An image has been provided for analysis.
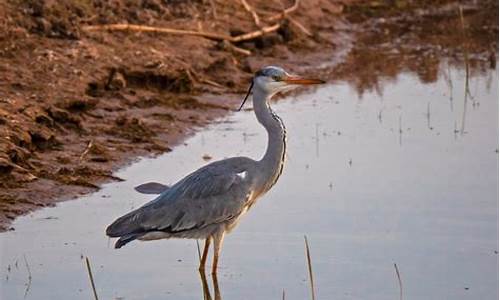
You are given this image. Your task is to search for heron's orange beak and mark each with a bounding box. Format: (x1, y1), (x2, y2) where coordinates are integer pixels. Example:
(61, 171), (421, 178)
(282, 75), (325, 85)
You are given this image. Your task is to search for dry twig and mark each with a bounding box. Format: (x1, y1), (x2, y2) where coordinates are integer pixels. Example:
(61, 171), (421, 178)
(85, 256), (99, 300)
(304, 236), (316, 300)
(200, 79), (225, 89)
(261, 0), (310, 36)
(79, 140), (93, 162)
(266, 0), (300, 22)
(240, 0), (262, 27)
(222, 40), (252, 56)
(288, 16), (312, 36)
(23, 254), (32, 298)
(186, 68), (225, 89)
(209, 0), (218, 19)
(394, 263), (403, 300)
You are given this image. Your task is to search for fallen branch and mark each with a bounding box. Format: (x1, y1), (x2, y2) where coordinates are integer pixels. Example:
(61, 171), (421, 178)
(82, 24), (231, 41)
(240, 0), (262, 27)
(81, 0), (299, 44)
(82, 22), (282, 44)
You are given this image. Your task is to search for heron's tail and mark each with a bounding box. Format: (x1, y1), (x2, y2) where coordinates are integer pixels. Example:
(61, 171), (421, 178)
(106, 208), (143, 237)
(106, 210), (146, 248)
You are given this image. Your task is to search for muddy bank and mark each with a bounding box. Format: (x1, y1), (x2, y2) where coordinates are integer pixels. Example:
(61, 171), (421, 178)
(0, 0), (497, 231)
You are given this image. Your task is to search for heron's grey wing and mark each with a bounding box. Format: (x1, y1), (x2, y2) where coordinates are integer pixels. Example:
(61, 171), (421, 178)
(107, 158), (253, 237)
(134, 182), (169, 194)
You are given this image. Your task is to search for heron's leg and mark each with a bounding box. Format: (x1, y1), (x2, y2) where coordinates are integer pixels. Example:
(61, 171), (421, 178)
(199, 269), (212, 300)
(212, 272), (221, 300)
(211, 231), (225, 275)
(199, 238), (211, 272)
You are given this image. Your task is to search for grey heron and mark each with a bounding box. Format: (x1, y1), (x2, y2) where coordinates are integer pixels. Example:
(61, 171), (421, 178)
(106, 66), (325, 274)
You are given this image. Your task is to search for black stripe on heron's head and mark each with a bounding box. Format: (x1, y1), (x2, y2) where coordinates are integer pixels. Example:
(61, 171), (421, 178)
(255, 69), (266, 77)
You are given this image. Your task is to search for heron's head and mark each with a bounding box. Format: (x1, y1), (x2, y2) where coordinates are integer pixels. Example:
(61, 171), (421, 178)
(238, 66), (325, 111)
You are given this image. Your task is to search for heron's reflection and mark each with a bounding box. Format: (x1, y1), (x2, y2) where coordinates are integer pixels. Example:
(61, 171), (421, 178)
(199, 271), (222, 300)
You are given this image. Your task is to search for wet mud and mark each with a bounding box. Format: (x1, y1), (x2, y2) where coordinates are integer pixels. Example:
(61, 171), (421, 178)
(0, 0), (497, 230)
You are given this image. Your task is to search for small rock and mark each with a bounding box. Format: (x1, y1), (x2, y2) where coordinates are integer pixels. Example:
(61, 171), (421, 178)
(63, 98), (98, 112)
(106, 70), (127, 91)
(0, 157), (14, 174)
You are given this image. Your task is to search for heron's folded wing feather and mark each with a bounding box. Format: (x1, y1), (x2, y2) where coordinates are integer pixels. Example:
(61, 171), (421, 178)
(134, 182), (169, 194)
(106, 161), (251, 237)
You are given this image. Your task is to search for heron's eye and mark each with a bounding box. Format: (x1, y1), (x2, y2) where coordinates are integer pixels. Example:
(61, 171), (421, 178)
(271, 75), (280, 81)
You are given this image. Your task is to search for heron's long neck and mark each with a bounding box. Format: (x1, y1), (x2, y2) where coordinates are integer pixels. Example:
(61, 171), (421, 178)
(253, 87), (287, 194)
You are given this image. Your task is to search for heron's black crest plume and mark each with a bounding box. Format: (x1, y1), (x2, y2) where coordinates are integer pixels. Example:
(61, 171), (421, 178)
(237, 80), (254, 111)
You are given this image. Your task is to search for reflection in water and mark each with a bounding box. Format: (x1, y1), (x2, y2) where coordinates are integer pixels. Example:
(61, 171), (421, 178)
(315, 123), (320, 157)
(0, 63), (497, 300)
(327, 3), (497, 145)
(426, 102), (431, 130)
(460, 81), (469, 135)
(398, 115), (403, 146)
(330, 1), (496, 101)
(200, 272), (221, 300)
(442, 63), (455, 111)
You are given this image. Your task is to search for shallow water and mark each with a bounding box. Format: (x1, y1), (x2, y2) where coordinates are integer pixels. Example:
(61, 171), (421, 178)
(1, 64), (498, 300)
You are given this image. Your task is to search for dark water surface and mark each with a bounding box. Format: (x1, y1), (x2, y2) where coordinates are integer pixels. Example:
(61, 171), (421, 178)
(1, 64), (498, 299)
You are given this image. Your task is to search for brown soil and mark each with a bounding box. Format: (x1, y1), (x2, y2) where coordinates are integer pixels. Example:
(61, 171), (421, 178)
(0, 0), (497, 231)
